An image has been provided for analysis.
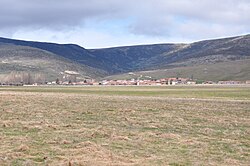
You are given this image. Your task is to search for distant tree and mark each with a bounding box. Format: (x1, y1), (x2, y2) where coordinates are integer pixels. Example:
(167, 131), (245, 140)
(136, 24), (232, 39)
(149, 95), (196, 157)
(27, 73), (32, 85)
(191, 74), (194, 80)
(56, 78), (60, 84)
(34, 73), (46, 84)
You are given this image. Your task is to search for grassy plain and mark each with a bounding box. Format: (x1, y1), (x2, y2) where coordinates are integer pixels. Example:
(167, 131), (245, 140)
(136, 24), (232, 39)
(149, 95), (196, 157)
(0, 85), (249, 165)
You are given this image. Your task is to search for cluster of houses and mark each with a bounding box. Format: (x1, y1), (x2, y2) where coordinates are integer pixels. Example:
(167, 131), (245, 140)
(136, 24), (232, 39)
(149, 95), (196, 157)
(44, 78), (250, 86)
(99, 78), (196, 86)
(2, 77), (250, 86)
(203, 80), (250, 85)
(46, 77), (196, 86)
(46, 79), (98, 85)
(1, 70), (250, 86)
(3, 70), (246, 86)
(42, 70), (250, 86)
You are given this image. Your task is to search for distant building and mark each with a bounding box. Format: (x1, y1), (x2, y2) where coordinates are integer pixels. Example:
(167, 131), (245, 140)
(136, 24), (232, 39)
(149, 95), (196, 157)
(61, 70), (79, 83)
(218, 81), (242, 84)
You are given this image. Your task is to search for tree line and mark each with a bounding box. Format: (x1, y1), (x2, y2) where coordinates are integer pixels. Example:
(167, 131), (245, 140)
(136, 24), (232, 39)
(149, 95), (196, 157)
(0, 71), (46, 85)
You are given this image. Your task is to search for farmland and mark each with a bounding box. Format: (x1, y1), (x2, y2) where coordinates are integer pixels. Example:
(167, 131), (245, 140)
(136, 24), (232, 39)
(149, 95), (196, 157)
(0, 85), (249, 165)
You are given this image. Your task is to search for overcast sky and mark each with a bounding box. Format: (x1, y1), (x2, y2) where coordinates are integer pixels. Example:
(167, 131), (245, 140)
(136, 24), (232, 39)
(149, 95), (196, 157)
(0, 0), (249, 48)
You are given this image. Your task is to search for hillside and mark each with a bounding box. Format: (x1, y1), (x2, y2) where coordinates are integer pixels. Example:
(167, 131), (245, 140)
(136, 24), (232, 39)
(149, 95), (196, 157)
(89, 44), (183, 72)
(0, 37), (114, 72)
(105, 59), (250, 81)
(0, 43), (106, 83)
(91, 34), (250, 71)
(0, 34), (250, 82)
(95, 35), (250, 81)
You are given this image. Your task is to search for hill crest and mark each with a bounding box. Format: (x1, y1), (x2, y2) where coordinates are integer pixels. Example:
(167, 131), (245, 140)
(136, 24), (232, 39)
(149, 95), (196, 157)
(0, 34), (250, 82)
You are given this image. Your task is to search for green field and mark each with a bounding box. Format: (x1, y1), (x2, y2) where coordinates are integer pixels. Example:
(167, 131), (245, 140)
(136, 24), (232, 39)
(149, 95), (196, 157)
(0, 85), (249, 165)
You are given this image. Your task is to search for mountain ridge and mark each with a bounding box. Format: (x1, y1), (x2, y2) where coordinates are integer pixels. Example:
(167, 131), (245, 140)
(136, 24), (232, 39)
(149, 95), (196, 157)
(0, 34), (250, 82)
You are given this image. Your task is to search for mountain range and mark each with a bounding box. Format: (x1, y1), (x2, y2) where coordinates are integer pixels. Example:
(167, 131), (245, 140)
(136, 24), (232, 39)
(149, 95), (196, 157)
(0, 34), (250, 83)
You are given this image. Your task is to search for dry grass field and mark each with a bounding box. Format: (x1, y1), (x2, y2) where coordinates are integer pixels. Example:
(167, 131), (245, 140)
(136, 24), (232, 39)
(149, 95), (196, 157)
(0, 85), (249, 165)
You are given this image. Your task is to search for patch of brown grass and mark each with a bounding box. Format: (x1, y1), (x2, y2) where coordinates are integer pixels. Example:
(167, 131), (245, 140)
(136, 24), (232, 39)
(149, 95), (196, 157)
(0, 86), (249, 165)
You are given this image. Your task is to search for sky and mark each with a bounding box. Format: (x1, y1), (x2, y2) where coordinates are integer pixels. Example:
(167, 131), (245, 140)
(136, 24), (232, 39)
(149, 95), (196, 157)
(0, 0), (249, 48)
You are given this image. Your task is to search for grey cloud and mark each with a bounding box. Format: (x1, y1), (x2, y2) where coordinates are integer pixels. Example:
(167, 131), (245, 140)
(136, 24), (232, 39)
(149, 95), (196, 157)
(129, 16), (174, 36)
(128, 0), (250, 38)
(0, 0), (249, 38)
(0, 0), (125, 28)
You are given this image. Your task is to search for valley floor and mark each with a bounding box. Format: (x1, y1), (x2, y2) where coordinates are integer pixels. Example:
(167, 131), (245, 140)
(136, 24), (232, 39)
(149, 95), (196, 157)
(0, 86), (249, 165)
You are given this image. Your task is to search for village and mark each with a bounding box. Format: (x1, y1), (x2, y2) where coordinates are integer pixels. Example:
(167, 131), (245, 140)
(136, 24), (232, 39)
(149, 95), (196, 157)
(46, 77), (250, 86)
(1, 71), (250, 86)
